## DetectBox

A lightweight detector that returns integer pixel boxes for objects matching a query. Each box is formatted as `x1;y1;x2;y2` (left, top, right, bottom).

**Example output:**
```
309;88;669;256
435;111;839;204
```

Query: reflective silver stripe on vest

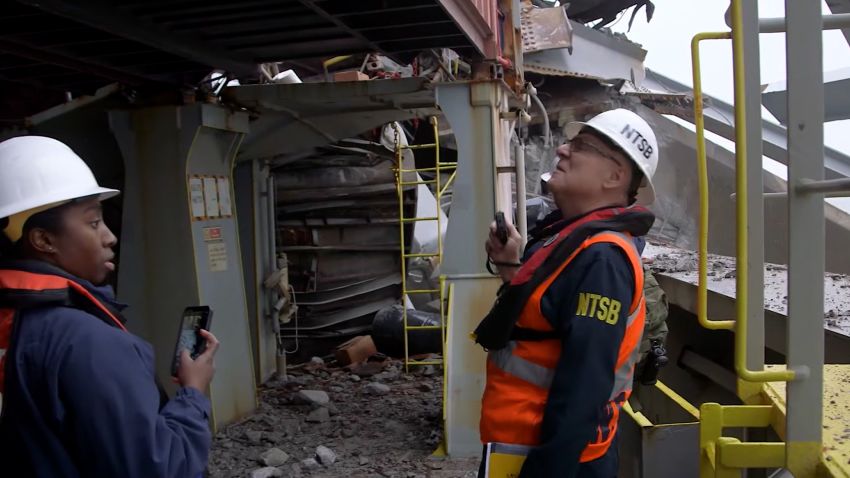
604;232;644;401
489;230;644;395
489;341;555;390
609;295;645;401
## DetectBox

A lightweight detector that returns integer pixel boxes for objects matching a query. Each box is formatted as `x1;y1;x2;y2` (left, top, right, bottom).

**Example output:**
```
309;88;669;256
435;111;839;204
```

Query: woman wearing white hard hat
0;136;218;477
479;109;659;477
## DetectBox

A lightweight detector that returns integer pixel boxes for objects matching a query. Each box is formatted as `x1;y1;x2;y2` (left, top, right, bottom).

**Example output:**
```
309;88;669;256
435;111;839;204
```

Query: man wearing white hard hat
0;136;219;477
477;109;659;477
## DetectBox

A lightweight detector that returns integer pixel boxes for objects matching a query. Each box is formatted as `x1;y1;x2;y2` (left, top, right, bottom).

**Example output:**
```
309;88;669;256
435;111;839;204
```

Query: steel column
436;81;510;456
110;104;257;430
784;1;825;474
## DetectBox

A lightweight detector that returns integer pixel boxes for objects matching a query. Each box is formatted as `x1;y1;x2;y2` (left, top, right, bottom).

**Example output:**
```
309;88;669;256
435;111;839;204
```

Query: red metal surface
438;0;501;59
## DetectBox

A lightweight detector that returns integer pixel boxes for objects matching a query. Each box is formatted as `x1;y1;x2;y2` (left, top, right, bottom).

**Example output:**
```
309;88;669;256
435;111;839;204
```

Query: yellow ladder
392;117;457;372
691;2;846;476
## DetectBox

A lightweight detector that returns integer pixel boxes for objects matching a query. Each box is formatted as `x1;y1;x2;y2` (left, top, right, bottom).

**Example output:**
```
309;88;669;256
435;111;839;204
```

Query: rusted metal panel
524;20;646;83
437;0;499;58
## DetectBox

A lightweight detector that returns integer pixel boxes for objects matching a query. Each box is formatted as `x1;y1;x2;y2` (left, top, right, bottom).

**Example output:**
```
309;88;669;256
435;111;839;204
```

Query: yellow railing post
691;31;735;332
690;25;794;383
728;0;795;384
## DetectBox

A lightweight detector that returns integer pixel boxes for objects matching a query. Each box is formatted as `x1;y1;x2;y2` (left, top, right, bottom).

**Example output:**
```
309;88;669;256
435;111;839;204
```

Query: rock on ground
208;359;477;477
250;467;283;478
260;448;290;467
296;390;330;406
364;382;390;395
315;445;336;466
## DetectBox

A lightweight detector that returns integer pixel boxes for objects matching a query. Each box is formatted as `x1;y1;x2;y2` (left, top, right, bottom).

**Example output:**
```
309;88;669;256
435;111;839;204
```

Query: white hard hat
0;136;120;221
565;108;659;205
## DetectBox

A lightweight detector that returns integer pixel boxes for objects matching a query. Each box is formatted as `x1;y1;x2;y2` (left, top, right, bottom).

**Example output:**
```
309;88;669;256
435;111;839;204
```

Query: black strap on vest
473;209;655;351
510;327;560;341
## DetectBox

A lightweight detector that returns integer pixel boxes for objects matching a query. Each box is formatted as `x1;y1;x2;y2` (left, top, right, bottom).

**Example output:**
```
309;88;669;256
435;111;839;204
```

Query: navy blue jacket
519;210;643;478
0;261;212;478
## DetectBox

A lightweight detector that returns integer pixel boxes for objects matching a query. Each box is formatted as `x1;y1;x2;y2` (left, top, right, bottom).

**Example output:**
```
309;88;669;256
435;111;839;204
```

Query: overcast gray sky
610;0;850;210
611;0;850;152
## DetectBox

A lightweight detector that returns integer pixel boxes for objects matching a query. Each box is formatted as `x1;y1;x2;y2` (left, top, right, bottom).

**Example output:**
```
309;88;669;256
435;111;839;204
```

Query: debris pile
644;240;850;335
208;356;478;478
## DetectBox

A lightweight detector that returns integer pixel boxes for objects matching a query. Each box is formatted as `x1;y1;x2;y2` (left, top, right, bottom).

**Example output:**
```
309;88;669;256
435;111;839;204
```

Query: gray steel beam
152;8;311;30
643;69;850;180
797;177;850;195
754;13;850;33
294;0;382;54
321;0;433;16
0;37;151;86
784;1;825;474
15;0;258;76
762;67;850;125
129;0;286;18
826;0;850;46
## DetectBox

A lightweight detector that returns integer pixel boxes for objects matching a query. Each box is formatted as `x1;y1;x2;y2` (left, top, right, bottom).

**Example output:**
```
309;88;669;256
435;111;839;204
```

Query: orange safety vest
0;268;127;395
480;231;645;462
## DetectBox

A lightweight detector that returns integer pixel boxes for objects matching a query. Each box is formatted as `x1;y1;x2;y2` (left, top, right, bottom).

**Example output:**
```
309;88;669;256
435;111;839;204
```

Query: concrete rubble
208;358;479;478
260;448;290;467
644;240;850;336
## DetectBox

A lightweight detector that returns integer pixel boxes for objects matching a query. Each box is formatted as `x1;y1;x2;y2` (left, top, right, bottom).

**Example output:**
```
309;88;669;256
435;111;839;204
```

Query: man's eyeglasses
568;136;623;166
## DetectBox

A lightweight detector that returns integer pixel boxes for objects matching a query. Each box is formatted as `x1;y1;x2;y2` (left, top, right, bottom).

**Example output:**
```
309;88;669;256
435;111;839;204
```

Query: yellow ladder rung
400;180;437;186
717;441;785;469
407;360;443;366
398;164;457;173
405;325;444;330
404;252;440;258
394;116;449;373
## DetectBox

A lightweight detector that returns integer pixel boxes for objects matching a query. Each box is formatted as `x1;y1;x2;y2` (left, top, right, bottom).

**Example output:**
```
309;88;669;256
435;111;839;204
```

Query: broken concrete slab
250;467;284;478
245;430;264;444
365;382;391;395
260;448;290;467
279;418;300;437
296;390;330;406
644;240;850;361
316;445;337;466
306;407;330;423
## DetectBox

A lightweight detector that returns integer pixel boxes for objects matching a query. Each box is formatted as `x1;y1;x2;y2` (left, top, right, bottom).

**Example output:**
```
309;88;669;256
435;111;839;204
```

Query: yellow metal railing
727;0;794;384
699;404;786;478
691;1;811;476
691;31;734;333
691;10;795;385
393;117;457;372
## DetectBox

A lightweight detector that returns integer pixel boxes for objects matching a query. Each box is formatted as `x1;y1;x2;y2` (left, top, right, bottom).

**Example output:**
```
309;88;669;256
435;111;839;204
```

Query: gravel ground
208;358;479;478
